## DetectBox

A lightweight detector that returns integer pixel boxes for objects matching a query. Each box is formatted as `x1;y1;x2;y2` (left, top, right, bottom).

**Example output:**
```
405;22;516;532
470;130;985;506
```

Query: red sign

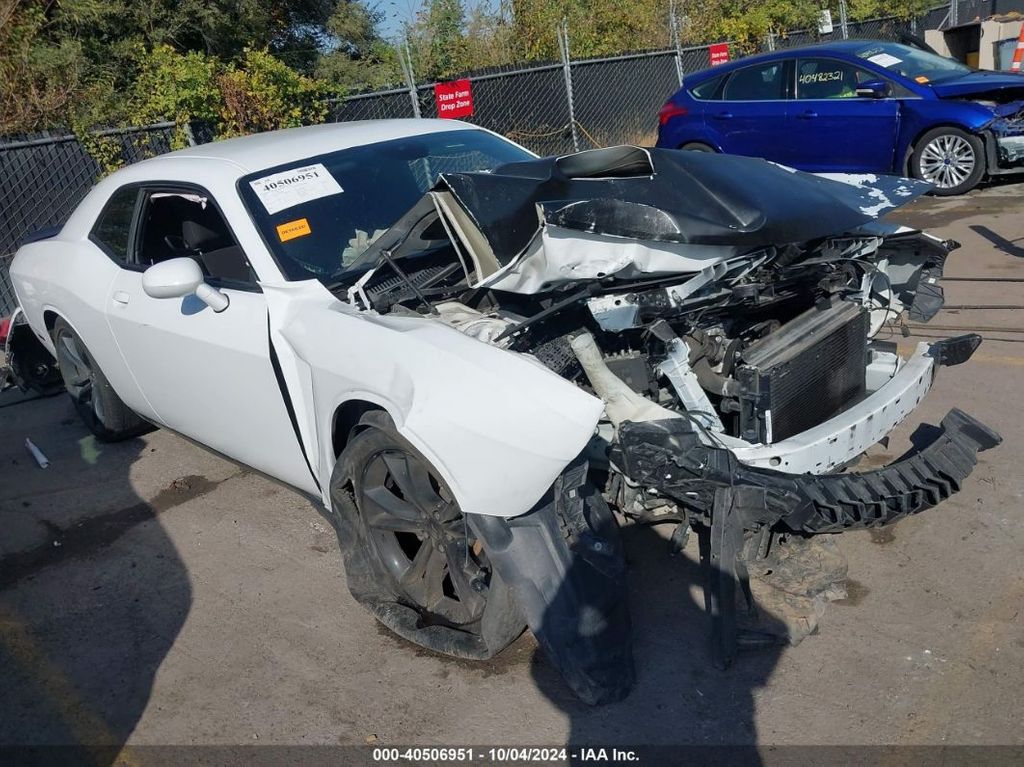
709;43;730;67
434;79;474;119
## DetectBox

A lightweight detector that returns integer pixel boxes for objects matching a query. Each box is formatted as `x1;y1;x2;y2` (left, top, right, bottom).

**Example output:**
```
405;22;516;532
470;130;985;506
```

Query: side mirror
142;257;229;312
856;79;891;99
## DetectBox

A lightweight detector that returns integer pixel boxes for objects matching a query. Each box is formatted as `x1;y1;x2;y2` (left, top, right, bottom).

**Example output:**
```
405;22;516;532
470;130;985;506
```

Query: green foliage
0;0;942;149
847;0;934;21
424;0;471;79
130;45;222;149
510;0;669;61
315;1;403;90
0;1;84;133
74;46;335;172
218;48;333;137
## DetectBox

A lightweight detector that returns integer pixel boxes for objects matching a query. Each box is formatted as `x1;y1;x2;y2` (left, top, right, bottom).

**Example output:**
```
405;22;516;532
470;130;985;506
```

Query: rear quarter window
690;75;725;100
91;187;139;262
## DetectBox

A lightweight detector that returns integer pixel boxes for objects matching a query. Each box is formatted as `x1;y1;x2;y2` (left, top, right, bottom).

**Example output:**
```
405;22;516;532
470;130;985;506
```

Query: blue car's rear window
690;75;725;100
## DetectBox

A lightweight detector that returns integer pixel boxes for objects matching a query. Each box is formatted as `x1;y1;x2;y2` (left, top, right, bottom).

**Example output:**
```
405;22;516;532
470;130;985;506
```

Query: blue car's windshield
239;129;532;283
855;42;972;84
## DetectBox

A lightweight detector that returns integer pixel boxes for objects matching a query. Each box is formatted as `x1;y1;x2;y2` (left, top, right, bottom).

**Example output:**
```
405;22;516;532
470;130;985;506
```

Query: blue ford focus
656;40;1024;195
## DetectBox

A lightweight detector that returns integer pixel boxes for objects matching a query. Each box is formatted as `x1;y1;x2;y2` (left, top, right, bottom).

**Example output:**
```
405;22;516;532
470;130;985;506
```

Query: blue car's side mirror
856;79;891;99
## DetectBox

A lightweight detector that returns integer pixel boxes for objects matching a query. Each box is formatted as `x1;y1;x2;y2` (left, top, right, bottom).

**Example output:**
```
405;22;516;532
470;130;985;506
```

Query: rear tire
329;411;526;659
910;127;985;196
51;318;149;442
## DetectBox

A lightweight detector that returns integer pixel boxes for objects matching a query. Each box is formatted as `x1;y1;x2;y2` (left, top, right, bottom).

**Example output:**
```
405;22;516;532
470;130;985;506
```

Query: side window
91;187;139;263
134;189;255;285
690;75;725;100
797;58;877;99
722;62;786;101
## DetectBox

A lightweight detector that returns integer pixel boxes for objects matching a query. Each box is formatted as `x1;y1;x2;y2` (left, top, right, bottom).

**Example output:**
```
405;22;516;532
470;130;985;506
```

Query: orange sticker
915;75;930;84
276;218;311;242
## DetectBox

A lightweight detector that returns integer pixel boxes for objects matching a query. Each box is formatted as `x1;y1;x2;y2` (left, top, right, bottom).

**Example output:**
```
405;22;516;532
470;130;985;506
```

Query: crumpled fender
263;281;603;518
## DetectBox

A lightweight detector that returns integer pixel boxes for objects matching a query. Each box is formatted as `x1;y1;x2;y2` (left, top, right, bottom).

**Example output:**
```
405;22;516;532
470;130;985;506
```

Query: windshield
239;129;532;282
855;42;972;84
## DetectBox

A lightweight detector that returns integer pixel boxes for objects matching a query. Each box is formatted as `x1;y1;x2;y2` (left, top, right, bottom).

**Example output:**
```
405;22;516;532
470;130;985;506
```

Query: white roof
143;119;476;174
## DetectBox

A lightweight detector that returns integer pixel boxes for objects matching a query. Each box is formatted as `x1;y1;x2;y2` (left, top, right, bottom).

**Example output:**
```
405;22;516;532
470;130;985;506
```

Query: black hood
435;147;929;266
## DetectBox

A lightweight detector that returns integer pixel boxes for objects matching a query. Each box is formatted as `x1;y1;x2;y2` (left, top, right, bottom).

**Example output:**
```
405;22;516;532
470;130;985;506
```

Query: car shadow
0;394;190;762
968;224;1024;259
529;521;786;758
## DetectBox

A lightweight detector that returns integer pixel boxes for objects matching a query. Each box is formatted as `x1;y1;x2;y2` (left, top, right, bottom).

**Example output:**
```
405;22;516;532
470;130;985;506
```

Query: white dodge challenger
6;119;1000;703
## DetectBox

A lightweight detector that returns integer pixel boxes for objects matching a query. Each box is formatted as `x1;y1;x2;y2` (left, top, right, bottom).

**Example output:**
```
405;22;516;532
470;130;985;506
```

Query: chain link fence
769;15;917;51
0;9;970;315
0;124;179;315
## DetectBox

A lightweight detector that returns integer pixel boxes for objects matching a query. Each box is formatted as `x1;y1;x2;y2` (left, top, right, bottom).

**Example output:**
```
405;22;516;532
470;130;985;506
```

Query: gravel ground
1;182;1022;753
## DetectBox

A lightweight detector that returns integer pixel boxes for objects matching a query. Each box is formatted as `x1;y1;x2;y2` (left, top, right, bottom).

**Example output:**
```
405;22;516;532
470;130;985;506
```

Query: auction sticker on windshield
867;53;902;68
249;163;343;215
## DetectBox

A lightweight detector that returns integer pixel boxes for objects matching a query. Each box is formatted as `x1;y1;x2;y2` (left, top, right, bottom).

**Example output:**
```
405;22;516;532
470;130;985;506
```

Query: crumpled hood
929;71;1024;100
436;147;928;267
419;147;929;294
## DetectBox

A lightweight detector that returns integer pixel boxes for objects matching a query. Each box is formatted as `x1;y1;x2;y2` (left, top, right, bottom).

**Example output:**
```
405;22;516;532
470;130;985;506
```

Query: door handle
712;112;734;120
112;291;130;305
797;110;818;119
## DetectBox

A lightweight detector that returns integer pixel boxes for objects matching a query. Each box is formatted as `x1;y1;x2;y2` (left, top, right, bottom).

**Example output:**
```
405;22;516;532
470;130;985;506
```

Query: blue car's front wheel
911;127;985;196
679;141;716;153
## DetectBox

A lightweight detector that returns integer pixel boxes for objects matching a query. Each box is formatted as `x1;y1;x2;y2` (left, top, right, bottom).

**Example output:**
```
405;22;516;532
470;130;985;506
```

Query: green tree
0;0;86;133
219;48;332;136
315;1;403;90
509;0;668;61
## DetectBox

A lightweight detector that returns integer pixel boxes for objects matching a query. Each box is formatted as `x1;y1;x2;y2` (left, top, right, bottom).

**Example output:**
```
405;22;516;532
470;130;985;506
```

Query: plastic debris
25;438;49;468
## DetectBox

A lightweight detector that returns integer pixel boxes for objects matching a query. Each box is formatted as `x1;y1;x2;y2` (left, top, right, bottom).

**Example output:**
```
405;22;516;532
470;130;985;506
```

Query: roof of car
689;39;903;79
141;119;478;174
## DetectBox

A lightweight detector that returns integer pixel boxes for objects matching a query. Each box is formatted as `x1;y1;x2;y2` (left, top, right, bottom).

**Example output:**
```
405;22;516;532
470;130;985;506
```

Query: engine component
603;352;655;396
570;332;679;428
650;321;726;434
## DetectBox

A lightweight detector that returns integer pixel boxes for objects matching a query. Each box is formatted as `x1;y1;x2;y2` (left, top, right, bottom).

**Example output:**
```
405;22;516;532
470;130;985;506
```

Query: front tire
329;411;526;659
51;318;148;442
680;141;716;152
910;127;985;196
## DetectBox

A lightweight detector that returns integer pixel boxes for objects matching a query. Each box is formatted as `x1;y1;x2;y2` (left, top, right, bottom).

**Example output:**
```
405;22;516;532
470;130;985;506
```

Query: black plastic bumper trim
614;407;1001;534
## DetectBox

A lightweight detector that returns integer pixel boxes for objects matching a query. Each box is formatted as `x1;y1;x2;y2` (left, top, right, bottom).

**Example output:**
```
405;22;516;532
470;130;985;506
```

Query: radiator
736;301;869;444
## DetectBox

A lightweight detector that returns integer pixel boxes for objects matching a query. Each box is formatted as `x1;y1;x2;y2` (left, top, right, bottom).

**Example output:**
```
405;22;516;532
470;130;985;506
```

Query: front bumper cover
615;407;1000;534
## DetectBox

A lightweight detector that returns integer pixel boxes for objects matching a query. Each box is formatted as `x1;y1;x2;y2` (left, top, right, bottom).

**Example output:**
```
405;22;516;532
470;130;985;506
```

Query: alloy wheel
918;134;976;190
359;447;490;626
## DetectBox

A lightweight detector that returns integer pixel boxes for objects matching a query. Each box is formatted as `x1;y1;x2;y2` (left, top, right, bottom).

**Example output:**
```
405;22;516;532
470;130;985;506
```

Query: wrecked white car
8;120;999;704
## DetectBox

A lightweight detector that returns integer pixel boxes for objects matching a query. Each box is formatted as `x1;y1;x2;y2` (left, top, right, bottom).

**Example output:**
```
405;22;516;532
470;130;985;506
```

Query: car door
788;57;900;172
104;185;318;494
707;59;792;162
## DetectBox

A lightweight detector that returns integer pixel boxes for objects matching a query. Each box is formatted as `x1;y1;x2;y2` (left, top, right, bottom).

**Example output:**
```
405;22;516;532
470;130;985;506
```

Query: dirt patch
869;526;897;546
836;579;870;607
373;621;537;678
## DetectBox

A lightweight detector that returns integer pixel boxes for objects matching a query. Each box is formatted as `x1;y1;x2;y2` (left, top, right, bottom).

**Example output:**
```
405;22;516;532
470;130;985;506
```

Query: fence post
765;32;776;52
400;41;422;119
950;0;958;27
838;0;849;40
670;1;685;86
558;20;580;152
